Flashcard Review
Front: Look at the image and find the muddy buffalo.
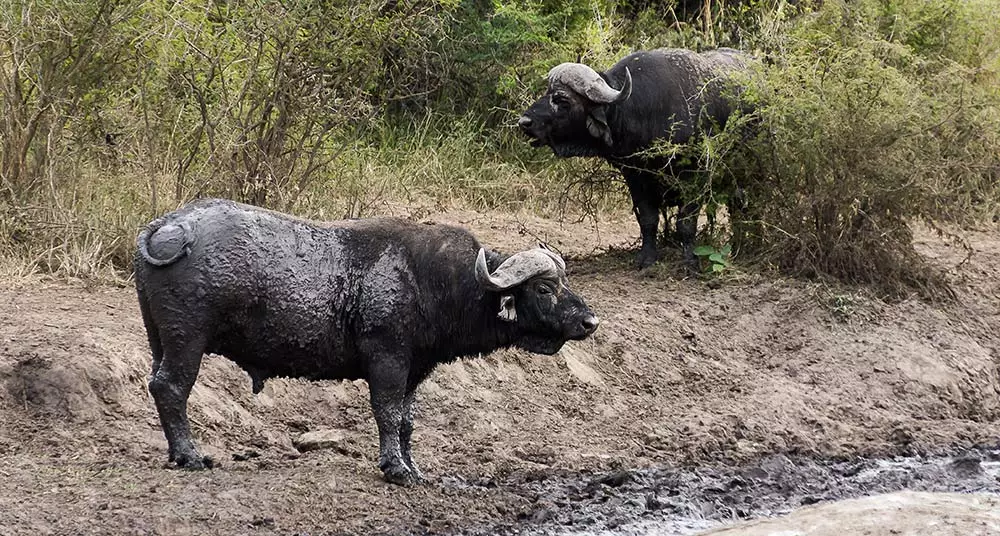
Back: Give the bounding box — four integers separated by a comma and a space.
519, 47, 748, 269
134, 198, 599, 485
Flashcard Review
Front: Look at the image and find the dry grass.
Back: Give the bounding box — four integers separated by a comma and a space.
0, 125, 630, 283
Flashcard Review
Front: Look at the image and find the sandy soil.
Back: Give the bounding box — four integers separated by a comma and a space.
702, 491, 1000, 536
1, 209, 999, 535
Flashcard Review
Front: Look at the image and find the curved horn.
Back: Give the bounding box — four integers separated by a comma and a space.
548, 63, 632, 105
475, 248, 561, 292
616, 66, 633, 103
537, 243, 566, 270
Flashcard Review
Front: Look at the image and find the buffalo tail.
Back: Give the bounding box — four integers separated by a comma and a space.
136, 219, 193, 267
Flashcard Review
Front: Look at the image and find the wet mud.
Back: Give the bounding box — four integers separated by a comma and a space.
448, 447, 1000, 536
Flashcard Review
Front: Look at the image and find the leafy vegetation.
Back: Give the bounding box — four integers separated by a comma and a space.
693, 243, 733, 274
692, 0, 1000, 297
0, 0, 998, 294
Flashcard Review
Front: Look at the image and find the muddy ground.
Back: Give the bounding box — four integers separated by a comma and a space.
1, 210, 999, 535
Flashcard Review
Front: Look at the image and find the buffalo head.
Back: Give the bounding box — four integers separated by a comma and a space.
518, 63, 632, 158
476, 245, 599, 354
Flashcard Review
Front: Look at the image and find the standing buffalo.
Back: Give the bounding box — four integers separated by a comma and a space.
135, 198, 599, 485
519, 47, 749, 269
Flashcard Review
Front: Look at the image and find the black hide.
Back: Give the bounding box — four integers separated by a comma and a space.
520, 47, 748, 269
134, 198, 598, 485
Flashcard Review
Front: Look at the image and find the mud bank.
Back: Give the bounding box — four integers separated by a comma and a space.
1, 213, 999, 535
452, 448, 1000, 535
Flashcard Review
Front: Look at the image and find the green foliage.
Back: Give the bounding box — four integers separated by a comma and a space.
0, 0, 136, 199
712, 0, 1000, 296
693, 242, 733, 274
0, 0, 997, 289
452, 0, 628, 112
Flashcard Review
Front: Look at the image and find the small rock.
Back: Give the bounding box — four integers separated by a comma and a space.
704, 483, 728, 494
727, 476, 747, 489
758, 455, 795, 477
948, 455, 983, 478
530, 507, 554, 523
889, 426, 915, 446
742, 466, 769, 481
232, 450, 260, 462
292, 429, 348, 453
250, 516, 275, 529
564, 349, 606, 387
284, 419, 310, 433
596, 470, 631, 488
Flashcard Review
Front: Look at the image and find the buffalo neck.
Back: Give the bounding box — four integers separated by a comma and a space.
419, 249, 519, 360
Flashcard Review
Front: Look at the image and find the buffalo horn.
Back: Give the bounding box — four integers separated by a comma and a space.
548, 63, 632, 104
475, 248, 562, 291
537, 243, 566, 270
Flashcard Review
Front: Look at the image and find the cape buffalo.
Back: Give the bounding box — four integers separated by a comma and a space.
519, 47, 748, 269
135, 198, 599, 485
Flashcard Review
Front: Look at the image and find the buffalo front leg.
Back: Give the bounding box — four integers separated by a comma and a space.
367, 351, 418, 486
625, 174, 663, 269
147, 335, 212, 469
399, 389, 424, 482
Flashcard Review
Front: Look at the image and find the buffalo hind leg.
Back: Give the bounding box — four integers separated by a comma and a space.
137, 293, 164, 377
148, 334, 212, 469
676, 200, 701, 273
399, 389, 424, 482
727, 185, 748, 255
366, 348, 417, 485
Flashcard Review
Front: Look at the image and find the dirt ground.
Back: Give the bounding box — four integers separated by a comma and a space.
1, 209, 999, 536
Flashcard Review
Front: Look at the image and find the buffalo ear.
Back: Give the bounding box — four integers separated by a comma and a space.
586, 106, 614, 147
498, 294, 517, 322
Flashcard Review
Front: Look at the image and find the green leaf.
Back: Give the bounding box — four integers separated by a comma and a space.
709, 253, 724, 263
711, 263, 726, 273
693, 245, 716, 256
721, 243, 732, 256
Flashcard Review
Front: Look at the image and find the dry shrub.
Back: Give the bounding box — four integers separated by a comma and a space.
2, 0, 997, 290
715, 0, 1000, 298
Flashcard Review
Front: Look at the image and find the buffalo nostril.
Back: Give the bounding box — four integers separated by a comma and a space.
518, 116, 532, 129
582, 315, 600, 332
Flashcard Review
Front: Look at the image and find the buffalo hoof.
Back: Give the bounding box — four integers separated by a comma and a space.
404, 460, 426, 484
382, 463, 421, 486
681, 248, 700, 275
634, 249, 660, 270
173, 453, 215, 470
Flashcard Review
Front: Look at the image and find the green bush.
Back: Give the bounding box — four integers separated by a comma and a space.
0, 0, 997, 289
713, 0, 1000, 296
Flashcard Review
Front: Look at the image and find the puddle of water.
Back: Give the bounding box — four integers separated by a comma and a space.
542, 520, 718, 536
453, 447, 1000, 536
542, 518, 721, 536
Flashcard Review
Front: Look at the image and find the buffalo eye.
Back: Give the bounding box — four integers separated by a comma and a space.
537, 283, 554, 295
551, 94, 569, 107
